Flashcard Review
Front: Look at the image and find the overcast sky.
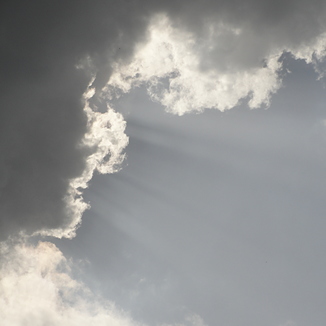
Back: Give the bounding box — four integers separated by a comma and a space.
1, 1, 326, 326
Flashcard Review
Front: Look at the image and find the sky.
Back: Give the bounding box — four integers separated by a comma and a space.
1, 1, 326, 326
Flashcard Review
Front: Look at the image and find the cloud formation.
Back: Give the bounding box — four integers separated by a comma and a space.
0, 79, 128, 240
1, 1, 326, 325
0, 0, 148, 240
0, 241, 143, 326
1, 0, 326, 240
106, 14, 283, 114
0, 240, 206, 326
106, 3, 326, 114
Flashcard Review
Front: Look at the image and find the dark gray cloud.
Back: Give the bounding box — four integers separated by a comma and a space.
164, 0, 326, 57
0, 0, 153, 239
1, 0, 326, 239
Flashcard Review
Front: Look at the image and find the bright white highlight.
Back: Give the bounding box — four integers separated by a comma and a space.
289, 31, 326, 79
105, 14, 326, 116
0, 241, 207, 326
106, 14, 283, 115
35, 85, 129, 239
0, 241, 143, 326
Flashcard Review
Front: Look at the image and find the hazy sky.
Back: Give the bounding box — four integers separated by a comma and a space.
1, 1, 326, 326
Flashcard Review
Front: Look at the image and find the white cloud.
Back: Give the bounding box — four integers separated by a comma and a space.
0, 240, 207, 326
0, 72, 129, 241
105, 14, 283, 115
0, 241, 144, 326
2, 2, 326, 325
2, 1, 326, 241
35, 86, 129, 239
104, 11, 326, 116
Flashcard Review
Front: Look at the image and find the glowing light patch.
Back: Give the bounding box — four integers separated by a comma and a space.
34, 85, 129, 239
105, 14, 283, 115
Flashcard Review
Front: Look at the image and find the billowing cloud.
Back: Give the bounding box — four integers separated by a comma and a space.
105, 3, 326, 115
0, 1, 149, 240
0, 240, 206, 326
1, 1, 326, 325
106, 14, 283, 115
0, 81, 128, 240
0, 241, 143, 326
37, 88, 129, 239
1, 0, 326, 239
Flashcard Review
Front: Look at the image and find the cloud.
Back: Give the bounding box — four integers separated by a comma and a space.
0, 240, 206, 326
0, 0, 150, 240
105, 4, 326, 115
1, 1, 326, 325
37, 87, 129, 239
0, 241, 144, 326
106, 14, 283, 115
1, 0, 326, 240
0, 80, 129, 240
